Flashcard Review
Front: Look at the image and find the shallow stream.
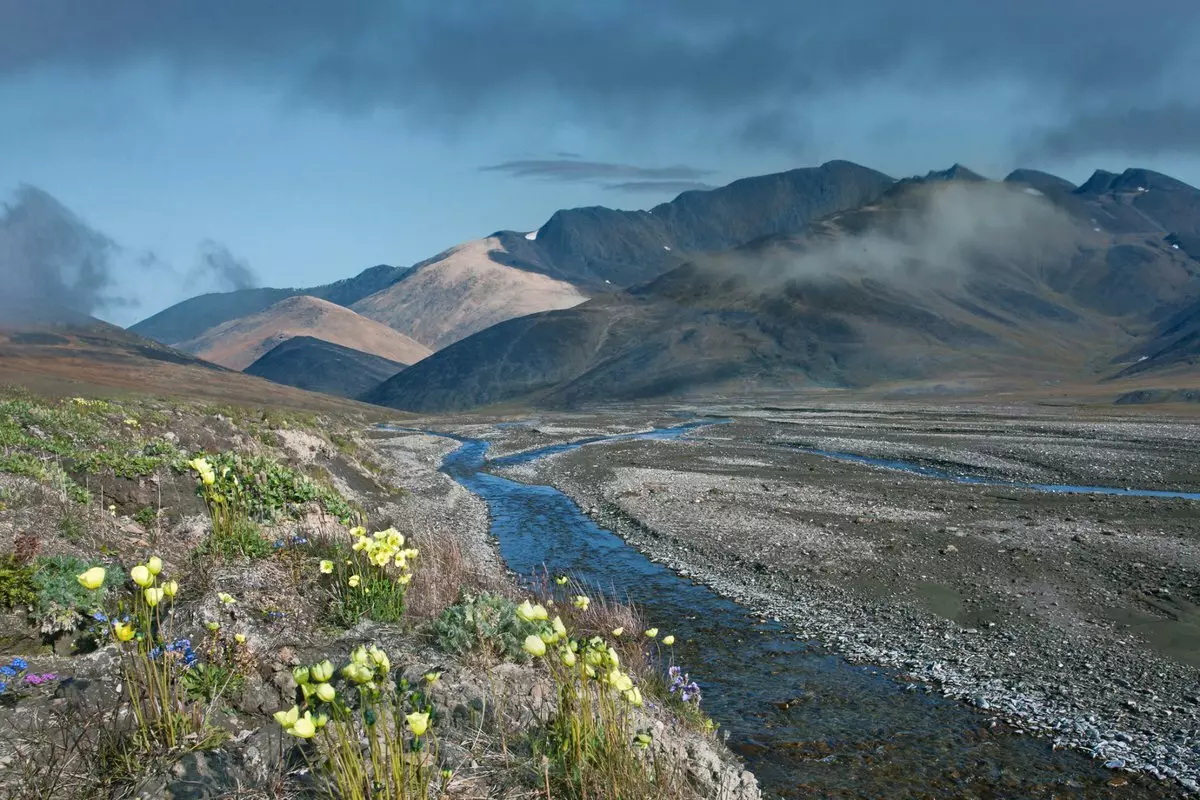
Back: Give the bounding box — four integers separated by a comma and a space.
420, 422, 1167, 798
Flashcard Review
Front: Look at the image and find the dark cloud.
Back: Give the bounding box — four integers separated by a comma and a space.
186, 240, 259, 293
481, 159, 711, 183
0, 184, 133, 318
1026, 104, 1200, 160
2, 1, 1200, 164
603, 181, 716, 194
2, 1, 1197, 159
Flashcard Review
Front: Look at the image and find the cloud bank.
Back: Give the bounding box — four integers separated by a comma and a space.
1, 1, 1197, 161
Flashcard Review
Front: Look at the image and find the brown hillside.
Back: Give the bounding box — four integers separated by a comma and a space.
352, 237, 588, 349
176, 295, 432, 370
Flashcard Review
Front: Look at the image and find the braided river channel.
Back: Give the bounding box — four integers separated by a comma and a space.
418, 421, 1170, 798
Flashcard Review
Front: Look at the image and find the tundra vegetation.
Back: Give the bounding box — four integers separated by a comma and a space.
0, 386, 733, 799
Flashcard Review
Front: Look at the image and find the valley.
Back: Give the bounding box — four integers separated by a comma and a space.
414, 403, 1200, 795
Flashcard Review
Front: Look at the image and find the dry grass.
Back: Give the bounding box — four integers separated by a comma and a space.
404, 528, 498, 624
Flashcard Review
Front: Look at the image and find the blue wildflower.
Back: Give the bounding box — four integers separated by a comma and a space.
92, 611, 108, 623
0, 666, 16, 678
0, 682, 6, 694
11, 657, 27, 670
274, 540, 285, 548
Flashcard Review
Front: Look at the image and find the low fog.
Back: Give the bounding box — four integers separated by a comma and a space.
727, 181, 1082, 291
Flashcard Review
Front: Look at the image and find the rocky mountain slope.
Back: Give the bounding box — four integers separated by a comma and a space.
130, 264, 408, 346
243, 335, 407, 398
484, 160, 897, 288
364, 167, 1200, 411
352, 237, 589, 349
175, 295, 431, 371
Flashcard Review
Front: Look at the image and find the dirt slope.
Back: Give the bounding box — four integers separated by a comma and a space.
352, 237, 588, 349
176, 295, 431, 370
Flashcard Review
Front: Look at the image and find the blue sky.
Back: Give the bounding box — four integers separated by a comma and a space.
2, 1, 1199, 326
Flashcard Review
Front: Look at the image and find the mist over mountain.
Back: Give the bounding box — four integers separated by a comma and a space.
364, 164, 1200, 411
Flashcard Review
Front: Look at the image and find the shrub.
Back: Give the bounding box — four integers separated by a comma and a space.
432, 592, 538, 663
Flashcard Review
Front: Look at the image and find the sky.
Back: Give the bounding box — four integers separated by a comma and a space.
2, 0, 1199, 326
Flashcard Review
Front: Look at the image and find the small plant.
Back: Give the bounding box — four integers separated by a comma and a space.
0, 552, 38, 609
432, 591, 538, 663
31, 556, 124, 636
133, 507, 159, 530
181, 627, 252, 705
321, 526, 417, 627
276, 645, 444, 799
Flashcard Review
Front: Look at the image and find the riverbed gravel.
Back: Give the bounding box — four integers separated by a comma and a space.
481, 405, 1200, 796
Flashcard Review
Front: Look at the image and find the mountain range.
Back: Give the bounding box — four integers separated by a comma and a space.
96, 160, 1200, 411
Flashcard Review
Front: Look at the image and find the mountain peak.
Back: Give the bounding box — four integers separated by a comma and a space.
924, 164, 988, 182
1075, 167, 1197, 196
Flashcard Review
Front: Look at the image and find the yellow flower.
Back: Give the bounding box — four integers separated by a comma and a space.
531, 604, 549, 621
555, 575, 569, 585
572, 595, 590, 611
398, 573, 412, 585
368, 645, 390, 671
130, 565, 152, 587
206, 621, 220, 632
523, 635, 546, 658
348, 575, 361, 588
77, 566, 105, 591
234, 633, 247, 644
162, 580, 179, 598
662, 635, 675, 646
288, 714, 316, 739
112, 621, 135, 641
188, 457, 216, 486
560, 649, 577, 667
144, 587, 165, 607
424, 671, 441, 684
516, 600, 536, 622
634, 732, 652, 749
624, 686, 643, 707
644, 627, 658, 638
319, 560, 334, 574
218, 592, 236, 605
552, 616, 567, 638
315, 682, 336, 702
611, 627, 624, 637
313, 712, 329, 730
273, 705, 300, 728
342, 663, 373, 684
405, 711, 430, 737
146, 556, 163, 576
607, 647, 620, 667
311, 660, 334, 682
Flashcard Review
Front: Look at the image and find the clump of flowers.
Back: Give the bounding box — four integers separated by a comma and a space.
517, 598, 673, 796
667, 666, 702, 704
323, 526, 418, 625
275, 644, 446, 799
0, 657, 36, 695
81, 558, 227, 756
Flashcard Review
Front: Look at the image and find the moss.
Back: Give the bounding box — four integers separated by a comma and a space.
0, 553, 38, 609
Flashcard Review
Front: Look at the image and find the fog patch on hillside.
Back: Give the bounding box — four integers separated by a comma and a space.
712, 181, 1083, 292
